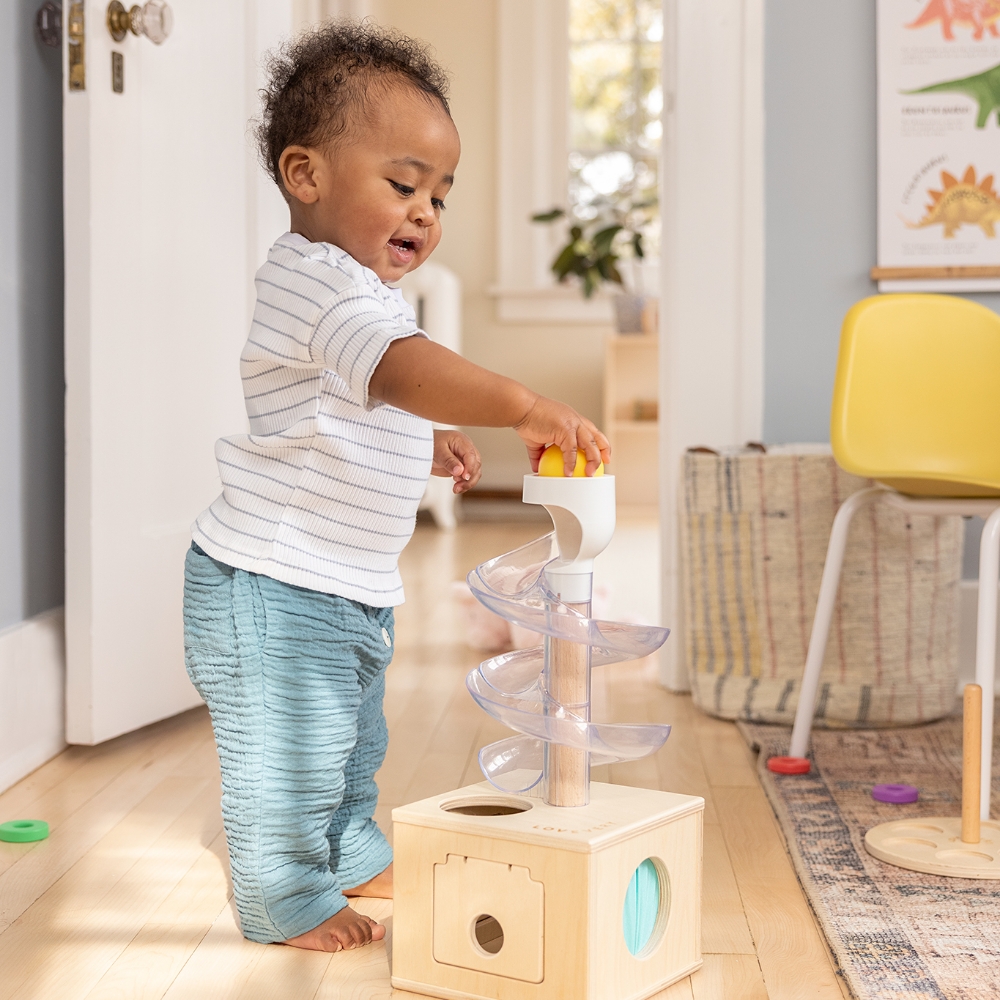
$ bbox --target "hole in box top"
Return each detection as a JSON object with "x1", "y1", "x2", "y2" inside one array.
[{"x1": 440, "y1": 796, "x2": 531, "y2": 817}]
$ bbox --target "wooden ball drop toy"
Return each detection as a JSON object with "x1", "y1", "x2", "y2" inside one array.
[{"x1": 391, "y1": 449, "x2": 704, "y2": 1000}]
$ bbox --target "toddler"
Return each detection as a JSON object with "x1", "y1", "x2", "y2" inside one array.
[{"x1": 183, "y1": 21, "x2": 609, "y2": 954}]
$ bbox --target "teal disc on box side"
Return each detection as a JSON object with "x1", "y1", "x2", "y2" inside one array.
[
  {"x1": 0, "y1": 820, "x2": 49, "y2": 843},
  {"x1": 623, "y1": 858, "x2": 660, "y2": 956}
]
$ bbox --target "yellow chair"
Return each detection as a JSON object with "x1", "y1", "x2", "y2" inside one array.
[{"x1": 789, "y1": 294, "x2": 1000, "y2": 817}]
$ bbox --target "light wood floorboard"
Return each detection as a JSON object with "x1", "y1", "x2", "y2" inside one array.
[{"x1": 0, "y1": 520, "x2": 844, "y2": 999}]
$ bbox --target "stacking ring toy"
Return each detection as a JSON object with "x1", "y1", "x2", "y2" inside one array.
[
  {"x1": 0, "y1": 819, "x2": 50, "y2": 843},
  {"x1": 767, "y1": 756, "x2": 811, "y2": 775},
  {"x1": 871, "y1": 783, "x2": 919, "y2": 804}
]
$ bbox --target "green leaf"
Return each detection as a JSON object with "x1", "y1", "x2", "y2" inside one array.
[
  {"x1": 531, "y1": 207, "x2": 565, "y2": 223},
  {"x1": 551, "y1": 243, "x2": 579, "y2": 280},
  {"x1": 596, "y1": 254, "x2": 620, "y2": 281},
  {"x1": 552, "y1": 242, "x2": 576, "y2": 266},
  {"x1": 592, "y1": 224, "x2": 622, "y2": 257},
  {"x1": 570, "y1": 225, "x2": 583, "y2": 241}
]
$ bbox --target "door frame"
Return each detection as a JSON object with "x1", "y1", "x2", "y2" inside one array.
[{"x1": 658, "y1": 0, "x2": 765, "y2": 690}]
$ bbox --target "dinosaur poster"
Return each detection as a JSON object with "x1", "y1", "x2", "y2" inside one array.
[{"x1": 877, "y1": 0, "x2": 1000, "y2": 288}]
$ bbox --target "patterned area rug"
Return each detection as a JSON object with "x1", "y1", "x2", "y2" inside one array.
[{"x1": 740, "y1": 715, "x2": 1000, "y2": 1000}]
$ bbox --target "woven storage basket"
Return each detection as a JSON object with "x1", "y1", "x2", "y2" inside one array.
[{"x1": 680, "y1": 446, "x2": 963, "y2": 727}]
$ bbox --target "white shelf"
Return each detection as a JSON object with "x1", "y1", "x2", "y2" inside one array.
[
  {"x1": 612, "y1": 420, "x2": 659, "y2": 431},
  {"x1": 609, "y1": 335, "x2": 657, "y2": 348},
  {"x1": 604, "y1": 334, "x2": 659, "y2": 506}
]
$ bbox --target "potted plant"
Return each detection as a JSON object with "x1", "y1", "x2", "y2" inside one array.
[{"x1": 531, "y1": 191, "x2": 657, "y2": 333}]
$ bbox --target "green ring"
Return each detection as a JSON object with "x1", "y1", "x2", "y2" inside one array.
[{"x1": 0, "y1": 819, "x2": 50, "y2": 843}]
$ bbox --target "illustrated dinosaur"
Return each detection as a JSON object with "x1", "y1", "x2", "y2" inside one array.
[
  {"x1": 907, "y1": 0, "x2": 1000, "y2": 40},
  {"x1": 906, "y1": 60, "x2": 1000, "y2": 127},
  {"x1": 906, "y1": 165, "x2": 1000, "y2": 237}
]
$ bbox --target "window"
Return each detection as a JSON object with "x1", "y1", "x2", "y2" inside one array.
[
  {"x1": 568, "y1": 0, "x2": 662, "y2": 250},
  {"x1": 493, "y1": 0, "x2": 661, "y2": 322}
]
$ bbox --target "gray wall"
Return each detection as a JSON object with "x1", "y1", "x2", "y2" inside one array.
[
  {"x1": 762, "y1": 0, "x2": 878, "y2": 444},
  {"x1": 0, "y1": 1, "x2": 64, "y2": 631},
  {"x1": 762, "y1": 0, "x2": 1000, "y2": 446}
]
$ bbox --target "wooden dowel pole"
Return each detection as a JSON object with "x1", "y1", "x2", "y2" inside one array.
[
  {"x1": 543, "y1": 601, "x2": 591, "y2": 808},
  {"x1": 963, "y1": 683, "x2": 983, "y2": 845}
]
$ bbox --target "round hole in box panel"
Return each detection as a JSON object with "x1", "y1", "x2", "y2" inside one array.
[
  {"x1": 623, "y1": 858, "x2": 671, "y2": 958},
  {"x1": 473, "y1": 913, "x2": 504, "y2": 954},
  {"x1": 440, "y1": 795, "x2": 531, "y2": 817}
]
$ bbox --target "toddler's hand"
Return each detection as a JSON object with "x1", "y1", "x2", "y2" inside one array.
[
  {"x1": 513, "y1": 396, "x2": 610, "y2": 477},
  {"x1": 431, "y1": 429, "x2": 482, "y2": 494}
]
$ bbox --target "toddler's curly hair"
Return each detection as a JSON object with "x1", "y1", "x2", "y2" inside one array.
[{"x1": 255, "y1": 20, "x2": 451, "y2": 191}]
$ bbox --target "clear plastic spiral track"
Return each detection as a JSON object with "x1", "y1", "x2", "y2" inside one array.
[{"x1": 466, "y1": 532, "x2": 672, "y2": 800}]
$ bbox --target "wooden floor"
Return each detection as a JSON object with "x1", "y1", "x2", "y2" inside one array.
[{"x1": 0, "y1": 519, "x2": 848, "y2": 999}]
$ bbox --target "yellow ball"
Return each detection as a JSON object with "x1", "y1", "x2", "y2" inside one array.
[{"x1": 538, "y1": 444, "x2": 604, "y2": 477}]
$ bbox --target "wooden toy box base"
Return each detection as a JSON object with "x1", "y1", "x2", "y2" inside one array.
[{"x1": 391, "y1": 781, "x2": 704, "y2": 1000}]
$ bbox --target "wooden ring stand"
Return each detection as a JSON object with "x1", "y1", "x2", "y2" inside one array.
[{"x1": 865, "y1": 684, "x2": 1000, "y2": 879}]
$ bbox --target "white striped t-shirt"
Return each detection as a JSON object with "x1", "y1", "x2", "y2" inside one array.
[{"x1": 192, "y1": 233, "x2": 433, "y2": 607}]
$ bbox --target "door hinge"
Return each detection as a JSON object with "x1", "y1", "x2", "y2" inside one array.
[{"x1": 68, "y1": 0, "x2": 85, "y2": 91}]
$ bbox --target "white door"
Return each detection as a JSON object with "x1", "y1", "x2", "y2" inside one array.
[{"x1": 64, "y1": 0, "x2": 292, "y2": 744}]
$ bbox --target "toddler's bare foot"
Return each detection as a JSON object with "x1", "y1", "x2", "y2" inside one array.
[
  {"x1": 344, "y1": 862, "x2": 393, "y2": 899},
  {"x1": 283, "y1": 905, "x2": 385, "y2": 952}
]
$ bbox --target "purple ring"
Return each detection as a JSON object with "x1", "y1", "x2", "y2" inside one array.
[{"x1": 872, "y1": 783, "x2": 919, "y2": 804}]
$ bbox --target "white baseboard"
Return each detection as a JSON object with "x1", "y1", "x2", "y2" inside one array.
[
  {"x1": 0, "y1": 607, "x2": 66, "y2": 794},
  {"x1": 957, "y1": 580, "x2": 1000, "y2": 695}
]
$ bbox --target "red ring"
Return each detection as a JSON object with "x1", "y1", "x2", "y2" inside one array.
[{"x1": 767, "y1": 756, "x2": 811, "y2": 775}]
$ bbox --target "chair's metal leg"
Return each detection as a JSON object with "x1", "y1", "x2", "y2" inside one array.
[
  {"x1": 789, "y1": 487, "x2": 885, "y2": 759},
  {"x1": 975, "y1": 506, "x2": 1000, "y2": 820}
]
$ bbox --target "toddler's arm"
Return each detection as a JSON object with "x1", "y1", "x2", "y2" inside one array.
[{"x1": 369, "y1": 337, "x2": 610, "y2": 477}]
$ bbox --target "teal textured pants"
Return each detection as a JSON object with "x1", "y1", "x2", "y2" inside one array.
[{"x1": 182, "y1": 543, "x2": 394, "y2": 942}]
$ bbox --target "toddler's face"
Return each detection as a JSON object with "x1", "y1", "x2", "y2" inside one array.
[{"x1": 281, "y1": 83, "x2": 460, "y2": 283}]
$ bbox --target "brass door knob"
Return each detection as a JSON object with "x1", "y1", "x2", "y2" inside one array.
[{"x1": 107, "y1": 0, "x2": 173, "y2": 45}]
